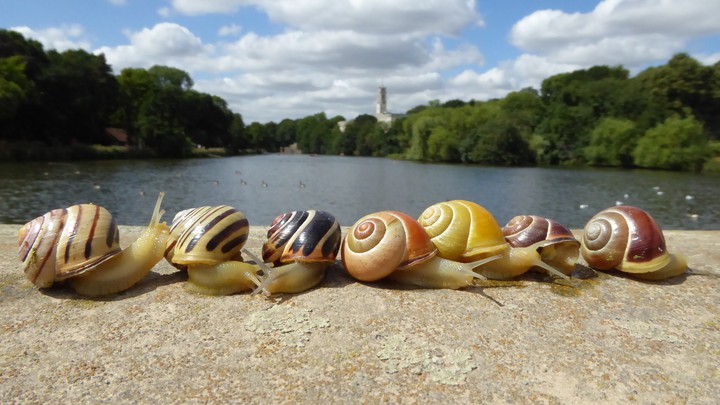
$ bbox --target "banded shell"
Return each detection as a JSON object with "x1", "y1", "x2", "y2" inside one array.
[
  {"x1": 18, "y1": 204, "x2": 121, "y2": 288},
  {"x1": 165, "y1": 205, "x2": 249, "y2": 267},
  {"x1": 262, "y1": 210, "x2": 341, "y2": 265}
]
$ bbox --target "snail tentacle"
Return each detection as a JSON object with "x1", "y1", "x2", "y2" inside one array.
[{"x1": 69, "y1": 192, "x2": 170, "y2": 296}]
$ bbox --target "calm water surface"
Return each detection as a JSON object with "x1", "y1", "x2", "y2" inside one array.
[{"x1": 1, "y1": 155, "x2": 717, "y2": 229}]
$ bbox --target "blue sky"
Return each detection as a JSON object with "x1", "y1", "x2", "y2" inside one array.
[{"x1": 2, "y1": 0, "x2": 719, "y2": 123}]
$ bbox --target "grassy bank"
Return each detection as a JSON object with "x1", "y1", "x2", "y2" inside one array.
[{"x1": 0, "y1": 142, "x2": 230, "y2": 162}]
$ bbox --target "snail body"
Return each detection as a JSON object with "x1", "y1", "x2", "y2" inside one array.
[
  {"x1": 342, "y1": 211, "x2": 499, "y2": 289},
  {"x1": 18, "y1": 193, "x2": 170, "y2": 296},
  {"x1": 253, "y1": 210, "x2": 342, "y2": 296},
  {"x1": 165, "y1": 205, "x2": 264, "y2": 295},
  {"x1": 580, "y1": 205, "x2": 687, "y2": 280},
  {"x1": 503, "y1": 215, "x2": 580, "y2": 276},
  {"x1": 418, "y1": 201, "x2": 570, "y2": 280}
]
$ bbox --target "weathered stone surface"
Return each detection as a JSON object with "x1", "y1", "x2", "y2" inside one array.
[{"x1": 1, "y1": 225, "x2": 718, "y2": 403}]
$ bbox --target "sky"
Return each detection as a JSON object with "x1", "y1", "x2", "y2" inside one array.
[{"x1": 2, "y1": 0, "x2": 719, "y2": 124}]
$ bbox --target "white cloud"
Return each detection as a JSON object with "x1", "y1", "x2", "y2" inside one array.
[
  {"x1": 218, "y1": 24, "x2": 242, "y2": 37},
  {"x1": 170, "y1": 0, "x2": 481, "y2": 36},
  {"x1": 80, "y1": 0, "x2": 719, "y2": 123},
  {"x1": 97, "y1": 23, "x2": 211, "y2": 71},
  {"x1": 510, "y1": 0, "x2": 720, "y2": 66},
  {"x1": 11, "y1": 24, "x2": 91, "y2": 52},
  {"x1": 169, "y1": 0, "x2": 247, "y2": 16},
  {"x1": 107, "y1": 0, "x2": 127, "y2": 5}
]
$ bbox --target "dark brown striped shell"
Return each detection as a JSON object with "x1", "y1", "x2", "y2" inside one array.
[
  {"x1": 18, "y1": 204, "x2": 121, "y2": 288},
  {"x1": 262, "y1": 210, "x2": 341, "y2": 266},
  {"x1": 503, "y1": 215, "x2": 578, "y2": 248},
  {"x1": 165, "y1": 205, "x2": 249, "y2": 267},
  {"x1": 580, "y1": 206, "x2": 671, "y2": 274}
]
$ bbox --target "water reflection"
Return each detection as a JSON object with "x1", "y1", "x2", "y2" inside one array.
[{"x1": 0, "y1": 155, "x2": 716, "y2": 229}]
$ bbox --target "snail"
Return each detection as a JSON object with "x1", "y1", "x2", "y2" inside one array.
[
  {"x1": 418, "y1": 200, "x2": 570, "y2": 280},
  {"x1": 252, "y1": 210, "x2": 342, "y2": 296},
  {"x1": 580, "y1": 205, "x2": 687, "y2": 280},
  {"x1": 165, "y1": 205, "x2": 266, "y2": 295},
  {"x1": 342, "y1": 211, "x2": 500, "y2": 289},
  {"x1": 502, "y1": 215, "x2": 580, "y2": 276},
  {"x1": 18, "y1": 193, "x2": 170, "y2": 296}
]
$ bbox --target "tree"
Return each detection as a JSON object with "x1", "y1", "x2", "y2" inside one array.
[
  {"x1": 0, "y1": 56, "x2": 32, "y2": 121},
  {"x1": 583, "y1": 118, "x2": 638, "y2": 167},
  {"x1": 148, "y1": 65, "x2": 193, "y2": 90},
  {"x1": 39, "y1": 50, "x2": 118, "y2": 144},
  {"x1": 461, "y1": 118, "x2": 534, "y2": 166},
  {"x1": 633, "y1": 116, "x2": 709, "y2": 171},
  {"x1": 537, "y1": 65, "x2": 630, "y2": 163},
  {"x1": 137, "y1": 86, "x2": 192, "y2": 157},
  {"x1": 114, "y1": 68, "x2": 157, "y2": 146}
]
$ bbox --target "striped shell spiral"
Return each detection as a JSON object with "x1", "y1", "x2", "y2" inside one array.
[
  {"x1": 262, "y1": 210, "x2": 341, "y2": 265},
  {"x1": 18, "y1": 204, "x2": 121, "y2": 288},
  {"x1": 165, "y1": 205, "x2": 249, "y2": 268}
]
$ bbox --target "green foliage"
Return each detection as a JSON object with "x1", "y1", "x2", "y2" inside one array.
[
  {"x1": 633, "y1": 116, "x2": 710, "y2": 171},
  {"x1": 0, "y1": 30, "x2": 717, "y2": 171},
  {"x1": 461, "y1": 118, "x2": 535, "y2": 166},
  {"x1": 583, "y1": 118, "x2": 638, "y2": 167},
  {"x1": 0, "y1": 56, "x2": 32, "y2": 120}
]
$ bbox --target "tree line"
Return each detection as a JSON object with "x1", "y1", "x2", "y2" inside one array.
[
  {"x1": 0, "y1": 29, "x2": 245, "y2": 159},
  {"x1": 1, "y1": 28, "x2": 718, "y2": 171}
]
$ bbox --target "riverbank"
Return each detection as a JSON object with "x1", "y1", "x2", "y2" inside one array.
[
  {"x1": 0, "y1": 142, "x2": 236, "y2": 162},
  {"x1": 1, "y1": 225, "x2": 718, "y2": 403}
]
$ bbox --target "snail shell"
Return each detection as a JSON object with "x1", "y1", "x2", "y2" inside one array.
[
  {"x1": 251, "y1": 210, "x2": 342, "y2": 295},
  {"x1": 262, "y1": 210, "x2": 341, "y2": 265},
  {"x1": 417, "y1": 200, "x2": 507, "y2": 262},
  {"x1": 165, "y1": 205, "x2": 249, "y2": 267},
  {"x1": 580, "y1": 205, "x2": 687, "y2": 279},
  {"x1": 342, "y1": 211, "x2": 436, "y2": 282},
  {"x1": 18, "y1": 204, "x2": 121, "y2": 288},
  {"x1": 503, "y1": 215, "x2": 580, "y2": 275}
]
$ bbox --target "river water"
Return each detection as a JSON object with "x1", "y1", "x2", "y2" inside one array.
[{"x1": 1, "y1": 154, "x2": 717, "y2": 229}]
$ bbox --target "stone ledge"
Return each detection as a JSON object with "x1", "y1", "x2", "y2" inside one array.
[{"x1": 1, "y1": 225, "x2": 719, "y2": 403}]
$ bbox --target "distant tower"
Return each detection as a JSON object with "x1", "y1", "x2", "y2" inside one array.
[{"x1": 376, "y1": 86, "x2": 387, "y2": 115}]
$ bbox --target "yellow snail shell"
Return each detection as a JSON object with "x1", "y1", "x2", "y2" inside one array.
[
  {"x1": 165, "y1": 205, "x2": 248, "y2": 268},
  {"x1": 342, "y1": 211, "x2": 498, "y2": 289},
  {"x1": 418, "y1": 201, "x2": 570, "y2": 280},
  {"x1": 18, "y1": 193, "x2": 170, "y2": 296},
  {"x1": 503, "y1": 215, "x2": 580, "y2": 276},
  {"x1": 580, "y1": 205, "x2": 687, "y2": 280},
  {"x1": 252, "y1": 210, "x2": 341, "y2": 295},
  {"x1": 418, "y1": 200, "x2": 506, "y2": 261},
  {"x1": 165, "y1": 205, "x2": 263, "y2": 295}
]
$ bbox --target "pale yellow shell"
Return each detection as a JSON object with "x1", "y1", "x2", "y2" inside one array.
[
  {"x1": 166, "y1": 205, "x2": 249, "y2": 266},
  {"x1": 418, "y1": 200, "x2": 508, "y2": 262},
  {"x1": 18, "y1": 204, "x2": 121, "y2": 288},
  {"x1": 342, "y1": 211, "x2": 436, "y2": 282}
]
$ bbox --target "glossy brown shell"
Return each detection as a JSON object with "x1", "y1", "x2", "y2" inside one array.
[
  {"x1": 503, "y1": 215, "x2": 580, "y2": 275},
  {"x1": 580, "y1": 206, "x2": 671, "y2": 273},
  {"x1": 262, "y1": 210, "x2": 341, "y2": 265},
  {"x1": 503, "y1": 215, "x2": 577, "y2": 248},
  {"x1": 165, "y1": 205, "x2": 249, "y2": 266},
  {"x1": 342, "y1": 211, "x2": 436, "y2": 282},
  {"x1": 18, "y1": 204, "x2": 121, "y2": 288}
]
